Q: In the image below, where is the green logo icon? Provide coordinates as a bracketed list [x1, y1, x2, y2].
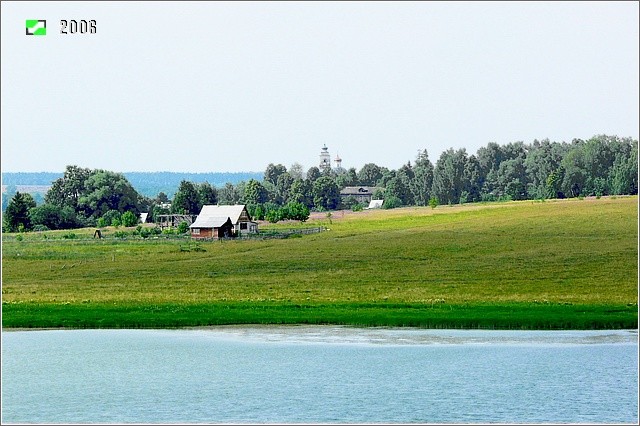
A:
[26, 20, 46, 36]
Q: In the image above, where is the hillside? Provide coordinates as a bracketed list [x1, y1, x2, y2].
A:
[1, 197, 637, 329]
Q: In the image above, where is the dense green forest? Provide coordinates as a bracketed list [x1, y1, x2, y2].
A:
[2, 134, 637, 232]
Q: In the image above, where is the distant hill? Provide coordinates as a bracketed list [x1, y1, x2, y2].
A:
[1, 172, 62, 187]
[119, 172, 264, 198]
[1, 171, 263, 198]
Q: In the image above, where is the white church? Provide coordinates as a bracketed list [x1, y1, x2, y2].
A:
[318, 144, 345, 174]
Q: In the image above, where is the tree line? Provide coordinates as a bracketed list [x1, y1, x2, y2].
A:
[2, 134, 637, 233]
[1, 171, 262, 201]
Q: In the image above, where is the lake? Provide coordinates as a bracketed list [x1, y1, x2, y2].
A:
[1, 326, 638, 424]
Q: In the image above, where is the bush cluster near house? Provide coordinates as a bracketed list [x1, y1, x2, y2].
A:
[2, 134, 637, 233]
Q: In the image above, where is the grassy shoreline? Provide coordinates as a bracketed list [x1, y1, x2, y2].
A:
[2, 302, 637, 330]
[2, 197, 638, 330]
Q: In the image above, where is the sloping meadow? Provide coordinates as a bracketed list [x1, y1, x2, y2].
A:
[2, 197, 637, 329]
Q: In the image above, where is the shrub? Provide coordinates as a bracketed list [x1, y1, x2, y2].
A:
[341, 196, 359, 210]
[480, 193, 497, 202]
[62, 232, 77, 239]
[429, 197, 439, 209]
[265, 209, 281, 223]
[177, 221, 189, 234]
[101, 210, 121, 227]
[285, 202, 310, 222]
[248, 204, 265, 221]
[459, 191, 469, 205]
[121, 211, 138, 227]
[32, 224, 50, 232]
[383, 196, 402, 209]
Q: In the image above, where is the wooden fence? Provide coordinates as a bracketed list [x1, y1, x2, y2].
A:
[234, 226, 327, 240]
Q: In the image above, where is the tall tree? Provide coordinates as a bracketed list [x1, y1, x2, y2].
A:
[581, 135, 617, 194]
[545, 167, 565, 199]
[395, 162, 415, 205]
[275, 172, 294, 205]
[218, 182, 241, 205]
[335, 167, 357, 189]
[502, 141, 527, 161]
[288, 178, 312, 207]
[312, 176, 340, 210]
[357, 163, 383, 186]
[3, 192, 36, 232]
[432, 148, 468, 204]
[463, 154, 483, 203]
[171, 180, 200, 214]
[198, 182, 218, 207]
[496, 154, 528, 200]
[264, 163, 287, 186]
[244, 179, 268, 205]
[384, 176, 411, 206]
[524, 139, 566, 199]
[410, 150, 434, 206]
[45, 165, 93, 211]
[262, 180, 278, 205]
[377, 169, 396, 189]
[156, 192, 170, 203]
[306, 166, 321, 184]
[609, 139, 638, 195]
[476, 142, 505, 177]
[288, 162, 305, 180]
[78, 171, 140, 219]
[29, 204, 81, 230]
[560, 145, 588, 197]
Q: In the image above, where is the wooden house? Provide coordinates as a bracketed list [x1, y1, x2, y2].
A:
[339, 186, 382, 204]
[189, 205, 258, 239]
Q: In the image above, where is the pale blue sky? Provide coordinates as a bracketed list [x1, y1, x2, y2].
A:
[1, 1, 638, 173]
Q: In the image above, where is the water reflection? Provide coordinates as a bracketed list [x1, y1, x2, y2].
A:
[183, 325, 639, 346]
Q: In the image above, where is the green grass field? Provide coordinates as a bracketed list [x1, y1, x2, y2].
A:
[2, 197, 638, 329]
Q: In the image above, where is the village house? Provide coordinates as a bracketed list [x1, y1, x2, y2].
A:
[339, 186, 382, 204]
[189, 204, 258, 239]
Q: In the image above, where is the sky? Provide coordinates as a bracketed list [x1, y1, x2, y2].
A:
[1, 1, 638, 174]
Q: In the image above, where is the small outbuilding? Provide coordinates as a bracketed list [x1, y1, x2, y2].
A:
[189, 204, 258, 239]
[366, 199, 384, 209]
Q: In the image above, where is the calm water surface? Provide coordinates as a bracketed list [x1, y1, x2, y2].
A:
[1, 327, 638, 424]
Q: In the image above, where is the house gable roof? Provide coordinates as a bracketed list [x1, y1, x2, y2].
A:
[190, 216, 232, 229]
[340, 186, 380, 195]
[189, 205, 251, 229]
